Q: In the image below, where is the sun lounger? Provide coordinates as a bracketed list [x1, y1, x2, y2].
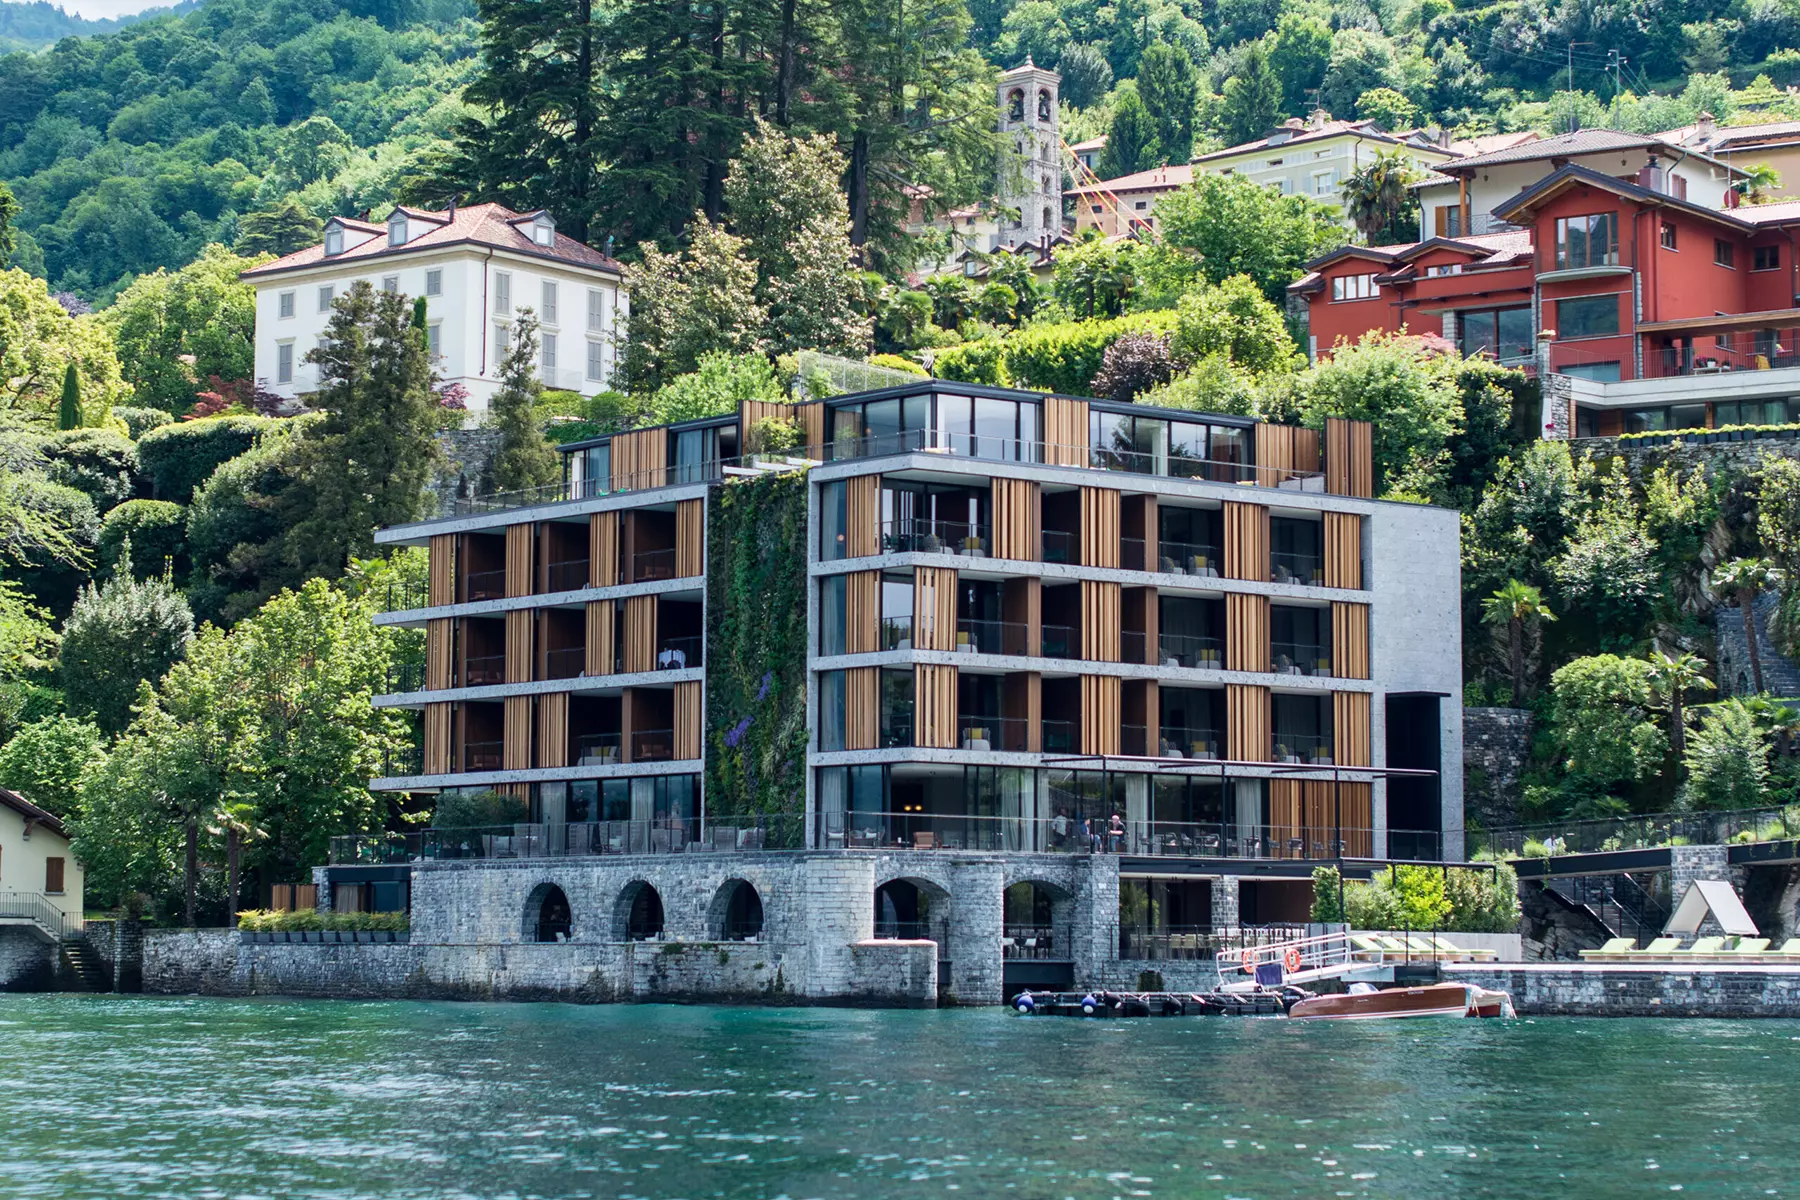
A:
[1430, 935, 1500, 962]
[1404, 935, 1451, 960]
[1667, 936, 1728, 958]
[1723, 937, 1771, 962]
[1579, 937, 1638, 962]
[1349, 934, 1388, 961]
[1624, 936, 1684, 958]
[1375, 935, 1412, 955]
[1776, 938, 1800, 957]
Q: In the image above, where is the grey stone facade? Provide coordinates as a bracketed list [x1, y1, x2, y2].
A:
[1463, 707, 1533, 830]
[1449, 963, 1800, 1017]
[0, 926, 59, 991]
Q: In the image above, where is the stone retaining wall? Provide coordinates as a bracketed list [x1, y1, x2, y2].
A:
[83, 918, 145, 992]
[1463, 707, 1533, 829]
[1448, 964, 1800, 1017]
[1572, 433, 1800, 479]
[0, 926, 58, 991]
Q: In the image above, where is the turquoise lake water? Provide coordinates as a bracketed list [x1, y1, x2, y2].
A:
[1, 994, 1795, 1198]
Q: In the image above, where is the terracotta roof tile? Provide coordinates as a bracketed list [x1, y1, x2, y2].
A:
[242, 203, 624, 280]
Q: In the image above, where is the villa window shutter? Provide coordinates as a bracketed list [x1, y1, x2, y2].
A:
[536, 691, 569, 768]
[673, 680, 703, 760]
[844, 667, 879, 750]
[991, 477, 1042, 561]
[426, 618, 452, 690]
[424, 702, 452, 775]
[505, 610, 533, 683]
[1079, 487, 1120, 567]
[1080, 580, 1122, 662]
[1043, 397, 1090, 465]
[916, 664, 959, 748]
[623, 595, 657, 674]
[1325, 418, 1374, 498]
[675, 499, 705, 577]
[845, 570, 881, 654]
[1223, 502, 1270, 582]
[428, 534, 454, 606]
[1333, 691, 1372, 767]
[505, 523, 534, 598]
[589, 512, 619, 587]
[586, 600, 614, 676]
[845, 474, 880, 558]
[503, 696, 532, 770]
[1225, 592, 1271, 673]
[1226, 683, 1270, 762]
[915, 566, 959, 651]
[1332, 602, 1370, 679]
[45, 857, 64, 894]
[1079, 674, 1121, 755]
[1323, 512, 1364, 590]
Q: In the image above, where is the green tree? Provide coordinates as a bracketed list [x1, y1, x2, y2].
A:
[0, 181, 17, 268]
[1150, 172, 1344, 303]
[57, 363, 82, 430]
[0, 269, 130, 415]
[1715, 557, 1783, 694]
[1339, 148, 1420, 244]
[1057, 42, 1114, 109]
[102, 245, 268, 412]
[621, 221, 766, 393]
[1549, 476, 1661, 649]
[59, 556, 195, 735]
[1170, 274, 1301, 374]
[1137, 41, 1199, 165]
[646, 352, 786, 426]
[234, 202, 325, 257]
[1318, 29, 1403, 117]
[288, 283, 439, 577]
[1354, 86, 1418, 129]
[0, 579, 57, 681]
[1681, 698, 1770, 810]
[487, 310, 561, 493]
[1646, 649, 1714, 758]
[1549, 654, 1669, 792]
[1482, 580, 1554, 705]
[1740, 162, 1784, 202]
[1099, 86, 1160, 178]
[1292, 332, 1461, 497]
[1218, 42, 1282, 146]
[0, 715, 104, 819]
[1052, 232, 1139, 318]
[1270, 12, 1333, 116]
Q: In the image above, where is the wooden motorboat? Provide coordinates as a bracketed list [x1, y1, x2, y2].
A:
[1287, 981, 1513, 1020]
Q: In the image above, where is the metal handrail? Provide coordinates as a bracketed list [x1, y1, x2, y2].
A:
[0, 891, 67, 939]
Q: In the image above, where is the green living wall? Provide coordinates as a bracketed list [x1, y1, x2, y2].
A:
[704, 470, 810, 828]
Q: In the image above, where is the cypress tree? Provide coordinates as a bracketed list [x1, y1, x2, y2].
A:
[488, 310, 561, 494]
[57, 362, 82, 430]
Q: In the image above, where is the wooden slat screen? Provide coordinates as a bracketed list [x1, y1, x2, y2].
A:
[845, 667, 879, 750]
[1124, 586, 1157, 665]
[1079, 487, 1120, 568]
[426, 618, 452, 690]
[797, 400, 827, 459]
[1269, 778, 1302, 857]
[1338, 782, 1373, 856]
[991, 477, 1042, 561]
[428, 533, 454, 606]
[589, 512, 618, 587]
[505, 610, 533, 683]
[610, 428, 668, 490]
[1223, 502, 1269, 582]
[1079, 674, 1121, 755]
[845, 570, 880, 654]
[674, 680, 703, 760]
[1323, 511, 1363, 590]
[1253, 423, 1322, 487]
[845, 474, 880, 558]
[620, 688, 638, 762]
[586, 600, 614, 677]
[1226, 683, 1270, 762]
[675, 499, 705, 577]
[1325, 418, 1374, 498]
[1225, 592, 1271, 673]
[424, 702, 452, 775]
[503, 695, 532, 770]
[1043, 397, 1090, 466]
[740, 399, 799, 443]
[505, 523, 534, 598]
[1332, 602, 1370, 680]
[1334, 690, 1372, 767]
[1006, 672, 1042, 752]
[1080, 580, 1121, 662]
[1003, 576, 1041, 658]
[916, 664, 959, 748]
[915, 565, 958, 651]
[536, 691, 569, 768]
[623, 594, 657, 674]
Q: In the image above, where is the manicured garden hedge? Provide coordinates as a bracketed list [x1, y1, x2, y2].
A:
[137, 415, 278, 501]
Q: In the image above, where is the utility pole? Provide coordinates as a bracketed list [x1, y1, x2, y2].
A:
[1605, 49, 1627, 100]
[1565, 41, 1593, 131]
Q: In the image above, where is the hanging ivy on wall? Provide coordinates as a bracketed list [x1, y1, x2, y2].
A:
[704, 469, 810, 825]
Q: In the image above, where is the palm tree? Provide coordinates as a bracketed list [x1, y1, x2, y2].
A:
[1339, 149, 1421, 244]
[1714, 557, 1783, 695]
[207, 800, 267, 922]
[1740, 162, 1783, 203]
[1481, 580, 1555, 705]
[1645, 648, 1713, 756]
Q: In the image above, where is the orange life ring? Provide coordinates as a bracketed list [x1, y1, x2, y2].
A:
[1284, 947, 1303, 972]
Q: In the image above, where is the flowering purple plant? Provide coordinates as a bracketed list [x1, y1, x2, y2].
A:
[724, 715, 754, 748]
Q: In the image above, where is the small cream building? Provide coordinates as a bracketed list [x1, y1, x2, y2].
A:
[0, 787, 83, 931]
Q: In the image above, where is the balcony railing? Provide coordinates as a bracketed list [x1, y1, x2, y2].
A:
[957, 716, 1030, 751]
[465, 569, 506, 601]
[813, 812, 1439, 859]
[631, 728, 677, 762]
[383, 660, 425, 694]
[0, 891, 70, 938]
[1156, 727, 1221, 760]
[1042, 529, 1075, 563]
[656, 635, 701, 670]
[464, 654, 506, 686]
[878, 518, 991, 557]
[1158, 631, 1222, 669]
[1040, 624, 1074, 659]
[1271, 550, 1324, 586]
[1122, 629, 1146, 662]
[1271, 642, 1332, 677]
[1113, 923, 1309, 961]
[574, 732, 622, 765]
[632, 547, 676, 582]
[543, 646, 586, 680]
[377, 743, 423, 777]
[1272, 732, 1334, 765]
[382, 578, 429, 612]
[1003, 925, 1057, 959]
[955, 617, 1030, 656]
[1042, 719, 1074, 753]
[545, 558, 590, 592]
[1157, 539, 1221, 577]
[1468, 804, 1800, 860]
[1651, 338, 1800, 378]
[1121, 723, 1148, 756]
[463, 740, 503, 771]
[330, 816, 807, 863]
[882, 715, 914, 749]
[880, 616, 913, 650]
[444, 452, 811, 517]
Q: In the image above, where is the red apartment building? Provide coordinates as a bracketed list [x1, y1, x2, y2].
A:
[1293, 160, 1800, 437]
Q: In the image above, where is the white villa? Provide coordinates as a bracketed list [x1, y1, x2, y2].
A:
[244, 203, 629, 414]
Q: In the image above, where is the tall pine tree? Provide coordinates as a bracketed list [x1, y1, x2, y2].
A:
[487, 310, 561, 494]
[57, 362, 82, 430]
[1219, 43, 1282, 147]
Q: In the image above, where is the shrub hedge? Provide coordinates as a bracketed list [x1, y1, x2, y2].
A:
[137, 415, 277, 501]
[99, 499, 188, 576]
[1000, 310, 1179, 395]
[236, 909, 410, 932]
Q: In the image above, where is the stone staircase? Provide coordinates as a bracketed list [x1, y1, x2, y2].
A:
[60, 938, 112, 993]
[1715, 592, 1800, 697]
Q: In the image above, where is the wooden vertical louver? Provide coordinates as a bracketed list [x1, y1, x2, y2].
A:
[536, 691, 569, 768]
[1005, 672, 1042, 752]
[1079, 580, 1121, 662]
[673, 680, 703, 760]
[586, 600, 614, 676]
[1337, 781, 1373, 856]
[740, 399, 800, 446]
[796, 400, 827, 459]
[1042, 396, 1090, 466]
[1079, 487, 1120, 568]
[623, 594, 657, 674]
[505, 523, 534, 598]
[1333, 691, 1372, 767]
[1331, 602, 1370, 680]
[1223, 502, 1270, 582]
[505, 610, 533, 683]
[1226, 683, 1270, 762]
[1323, 511, 1363, 590]
[675, 499, 705, 577]
[1003, 577, 1041, 658]
[845, 474, 880, 558]
[428, 533, 454, 607]
[1325, 418, 1374, 498]
[610, 428, 668, 490]
[914, 566, 959, 651]
[991, 477, 1042, 561]
[1225, 592, 1271, 673]
[503, 695, 532, 770]
[589, 512, 619, 587]
[1269, 778, 1302, 857]
[1079, 675, 1121, 755]
[1253, 423, 1323, 487]
[916, 664, 959, 748]
[424, 702, 452, 775]
[426, 618, 452, 690]
[619, 688, 637, 763]
[845, 570, 880, 654]
[845, 666, 879, 750]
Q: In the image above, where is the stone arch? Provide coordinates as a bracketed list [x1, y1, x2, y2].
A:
[1007, 88, 1025, 121]
[708, 878, 765, 941]
[614, 879, 666, 941]
[874, 875, 952, 942]
[524, 882, 573, 943]
[1002, 878, 1075, 962]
